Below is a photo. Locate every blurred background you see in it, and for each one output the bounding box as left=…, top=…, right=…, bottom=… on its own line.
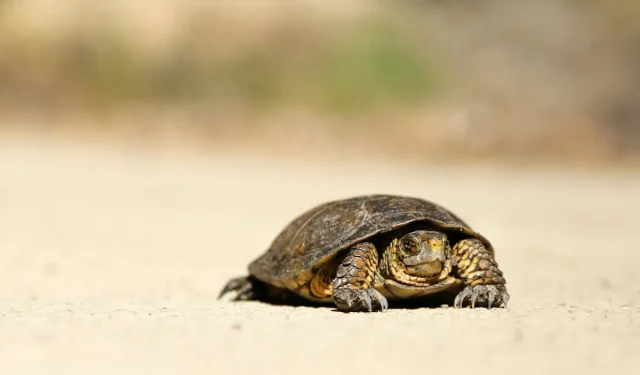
left=1, top=0, right=639, bottom=164
left=2, top=2, right=640, bottom=373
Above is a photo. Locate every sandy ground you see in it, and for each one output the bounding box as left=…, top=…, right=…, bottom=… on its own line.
left=1, top=135, right=639, bottom=375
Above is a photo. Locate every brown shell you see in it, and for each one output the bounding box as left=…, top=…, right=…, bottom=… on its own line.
left=248, top=194, right=493, bottom=283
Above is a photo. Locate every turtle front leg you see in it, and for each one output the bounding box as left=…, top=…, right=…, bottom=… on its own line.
left=452, top=239, right=509, bottom=309
left=332, top=242, right=389, bottom=313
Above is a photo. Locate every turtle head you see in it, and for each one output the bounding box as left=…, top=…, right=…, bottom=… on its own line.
left=397, top=230, right=451, bottom=277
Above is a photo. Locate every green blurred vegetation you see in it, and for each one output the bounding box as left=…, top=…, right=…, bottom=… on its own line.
left=0, top=0, right=638, bottom=161
left=0, top=13, right=440, bottom=115
left=314, top=22, right=438, bottom=113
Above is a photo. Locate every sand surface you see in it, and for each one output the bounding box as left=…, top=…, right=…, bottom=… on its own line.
left=1, top=136, right=639, bottom=375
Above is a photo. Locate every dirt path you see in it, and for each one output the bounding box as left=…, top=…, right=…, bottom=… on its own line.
left=1, top=136, right=638, bottom=375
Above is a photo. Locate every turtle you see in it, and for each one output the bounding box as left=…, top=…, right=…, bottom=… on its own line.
left=219, top=194, right=509, bottom=312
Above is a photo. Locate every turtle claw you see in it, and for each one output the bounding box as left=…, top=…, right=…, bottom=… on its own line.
left=378, top=290, right=389, bottom=311
left=361, top=290, right=373, bottom=312
left=333, top=288, right=388, bottom=313
left=343, top=293, right=352, bottom=307
left=470, top=289, right=479, bottom=308
left=218, top=276, right=255, bottom=301
left=454, top=286, right=472, bottom=308
left=454, top=285, right=509, bottom=309
left=487, top=287, right=496, bottom=309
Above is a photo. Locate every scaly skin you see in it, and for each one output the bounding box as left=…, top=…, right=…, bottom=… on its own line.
left=331, top=242, right=388, bottom=312
left=452, top=238, right=509, bottom=308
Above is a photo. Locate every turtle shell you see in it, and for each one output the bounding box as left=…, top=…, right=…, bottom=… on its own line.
left=248, top=194, right=493, bottom=284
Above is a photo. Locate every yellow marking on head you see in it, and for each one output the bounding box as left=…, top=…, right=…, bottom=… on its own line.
left=428, top=238, right=444, bottom=249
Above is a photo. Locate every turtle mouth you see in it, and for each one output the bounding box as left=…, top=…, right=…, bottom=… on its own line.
left=403, top=249, right=445, bottom=266
left=402, top=246, right=446, bottom=277
left=405, top=260, right=443, bottom=276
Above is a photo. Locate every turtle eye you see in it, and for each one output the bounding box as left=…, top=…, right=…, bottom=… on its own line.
left=402, top=239, right=417, bottom=253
